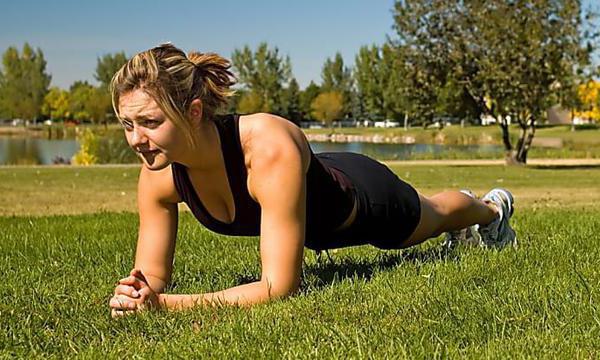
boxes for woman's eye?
[121,121,133,131]
[144,120,160,128]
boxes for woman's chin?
[139,152,171,171]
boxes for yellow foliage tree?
[310,91,343,127]
[237,91,268,114]
[71,129,99,165]
[574,80,600,122]
[42,87,71,120]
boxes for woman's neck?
[175,120,223,172]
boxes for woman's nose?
[130,126,148,148]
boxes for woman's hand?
[109,269,161,318]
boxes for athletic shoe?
[442,189,483,250]
[478,188,517,248]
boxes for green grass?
[1,166,599,358]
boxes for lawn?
[1,165,599,358]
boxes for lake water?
[0,137,79,165]
[0,136,503,165]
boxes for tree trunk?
[499,120,513,163]
[516,118,536,164]
[404,113,409,131]
[499,119,527,166]
[514,124,526,159]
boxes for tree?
[95,52,128,88]
[69,81,110,124]
[280,78,302,124]
[231,43,292,114]
[0,43,51,121]
[321,53,354,118]
[354,43,426,128]
[95,52,127,125]
[311,91,344,128]
[42,87,71,120]
[237,90,265,114]
[574,80,600,122]
[299,81,321,121]
[392,0,598,164]
[354,45,385,119]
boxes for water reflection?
[310,142,502,160]
[0,136,503,165]
[0,137,79,165]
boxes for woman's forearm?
[158,280,292,310]
[144,273,168,294]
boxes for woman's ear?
[189,99,203,123]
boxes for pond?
[0,137,79,165]
[0,136,503,165]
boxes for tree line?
[0,0,598,164]
[0,47,127,126]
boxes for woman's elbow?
[263,277,300,299]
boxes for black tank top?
[171,114,355,240]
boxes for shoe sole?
[486,188,517,248]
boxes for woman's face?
[118,89,189,171]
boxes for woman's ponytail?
[188,51,236,118]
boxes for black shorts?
[306,152,422,250]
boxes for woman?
[108,44,516,317]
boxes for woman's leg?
[403,191,497,248]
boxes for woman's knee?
[404,195,445,247]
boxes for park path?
[384,158,600,167]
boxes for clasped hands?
[109,269,161,318]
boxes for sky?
[0,0,396,89]
[1,0,598,90]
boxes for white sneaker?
[479,188,517,248]
[443,190,483,250]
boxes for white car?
[374,119,400,128]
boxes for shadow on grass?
[301,246,460,290]
[167,246,462,292]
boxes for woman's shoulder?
[138,164,181,204]
[238,113,309,156]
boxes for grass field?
[1,165,599,358]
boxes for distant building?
[481,105,595,125]
[547,105,594,125]
[547,105,571,125]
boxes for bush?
[71,129,99,165]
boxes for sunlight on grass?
[0,165,599,357]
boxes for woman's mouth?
[140,149,160,155]
[138,149,161,164]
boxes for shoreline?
[2,158,600,169]
[306,133,421,144]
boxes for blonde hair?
[110,43,236,146]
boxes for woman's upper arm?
[248,117,310,297]
[134,165,180,293]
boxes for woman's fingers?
[109,294,138,310]
[110,270,156,319]
[130,268,149,283]
[118,275,146,289]
[114,284,140,298]
[111,308,136,318]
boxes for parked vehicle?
[374,119,400,128]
